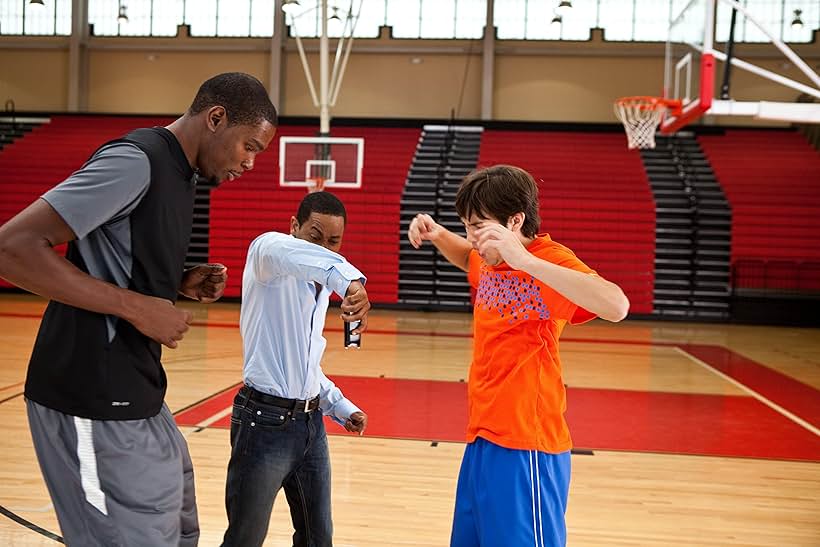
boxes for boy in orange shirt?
[408,164,630,547]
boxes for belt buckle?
[304,398,310,413]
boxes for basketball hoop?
[614,96,682,149]
[307,177,327,193]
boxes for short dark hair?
[455,165,541,238]
[296,191,347,225]
[188,72,278,127]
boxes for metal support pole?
[319,0,330,136]
[720,7,737,100]
[481,0,494,120]
[269,0,284,111]
[67,0,89,111]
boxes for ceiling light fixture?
[791,9,803,30]
[282,0,301,15]
[556,0,572,17]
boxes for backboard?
[661,0,820,134]
[279,136,364,189]
[663,0,715,133]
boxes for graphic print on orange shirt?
[475,269,552,324]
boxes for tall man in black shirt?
[0,72,277,546]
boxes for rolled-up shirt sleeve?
[41,143,150,240]
[252,233,365,297]
[318,370,361,426]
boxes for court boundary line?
[0,392,24,405]
[0,381,25,392]
[172,382,242,416]
[673,346,820,437]
[0,312,672,346]
[0,505,63,543]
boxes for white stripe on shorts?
[73,417,108,516]
[529,451,537,547]
[534,451,544,547]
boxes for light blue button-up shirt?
[240,232,365,424]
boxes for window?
[87,0,276,37]
[0,0,72,35]
[286,0,487,39]
[3,0,816,42]
[715,0,818,43]
[491,0,818,43]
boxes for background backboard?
[279,136,364,189]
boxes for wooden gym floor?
[1,293,818,546]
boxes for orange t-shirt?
[466,234,596,453]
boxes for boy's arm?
[475,224,630,322]
[407,213,472,273]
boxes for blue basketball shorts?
[450,437,571,547]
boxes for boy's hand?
[408,214,444,248]
[475,225,530,270]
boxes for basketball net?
[307,177,327,193]
[614,96,679,150]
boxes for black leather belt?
[240,385,320,413]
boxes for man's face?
[462,212,505,266]
[290,212,345,253]
[199,107,276,185]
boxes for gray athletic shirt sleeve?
[42,143,151,240]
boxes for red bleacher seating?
[0,115,173,288]
[478,131,656,314]
[0,117,418,302]
[698,130,820,290]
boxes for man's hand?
[128,296,194,349]
[344,411,368,436]
[341,280,370,334]
[407,213,444,249]
[178,263,228,303]
[475,224,531,270]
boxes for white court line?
[194,406,233,429]
[673,346,820,438]
[7,503,53,513]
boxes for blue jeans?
[221,388,333,547]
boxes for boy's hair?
[455,165,541,238]
[296,191,347,225]
[188,72,278,127]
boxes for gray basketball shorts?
[26,399,199,547]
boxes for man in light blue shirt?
[221,191,370,547]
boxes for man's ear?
[290,216,299,235]
[206,106,227,132]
